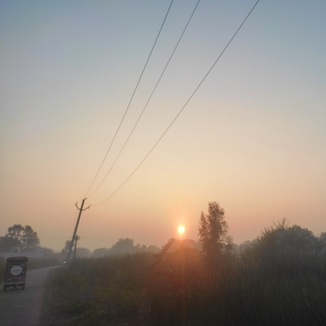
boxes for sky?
[1,0,325,252]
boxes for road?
[0,266,57,326]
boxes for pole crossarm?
[65,198,90,269]
[75,202,90,211]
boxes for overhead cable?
[83,0,175,198]
[92,0,261,206]
[87,0,201,198]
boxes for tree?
[22,225,40,251]
[243,220,323,274]
[0,236,20,252]
[76,247,91,258]
[3,224,40,252]
[7,224,24,252]
[62,240,71,253]
[110,238,136,255]
[198,202,231,260]
[92,248,110,258]
[256,222,321,258]
[319,233,326,254]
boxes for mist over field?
[1,1,326,324]
[1,202,326,325]
[1,0,325,253]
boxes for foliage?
[320,232,326,253]
[40,211,326,326]
[90,239,160,258]
[0,236,19,252]
[41,253,154,326]
[110,238,136,255]
[1,224,40,252]
[62,240,71,253]
[76,247,91,258]
[198,202,232,263]
[242,219,324,275]
[60,240,91,259]
[92,247,111,258]
[41,240,326,326]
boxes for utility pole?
[65,198,90,269]
[73,235,80,260]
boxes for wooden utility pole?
[73,235,80,260]
[65,198,90,269]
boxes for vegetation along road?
[0,266,57,326]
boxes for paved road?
[0,266,57,326]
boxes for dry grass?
[41,248,326,326]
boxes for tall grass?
[41,248,326,326]
[41,253,154,325]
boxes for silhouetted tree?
[318,232,326,253]
[243,220,323,274]
[92,247,110,257]
[3,224,40,252]
[147,245,160,254]
[22,225,40,251]
[110,238,135,255]
[0,236,20,252]
[198,202,231,262]
[258,221,320,257]
[61,240,70,253]
[76,247,91,258]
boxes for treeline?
[41,202,326,326]
[0,224,40,253]
[0,224,60,280]
[0,223,161,264]
[61,238,161,260]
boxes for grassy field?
[40,246,326,326]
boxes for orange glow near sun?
[178,225,185,235]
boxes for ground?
[0,266,56,326]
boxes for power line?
[92,0,261,206]
[83,0,175,198]
[87,0,201,198]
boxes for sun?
[177,225,185,235]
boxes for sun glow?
[178,225,185,235]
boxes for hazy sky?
[1,0,325,252]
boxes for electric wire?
[83,0,175,198]
[87,0,201,198]
[92,0,261,206]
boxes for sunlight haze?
[1,0,325,252]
